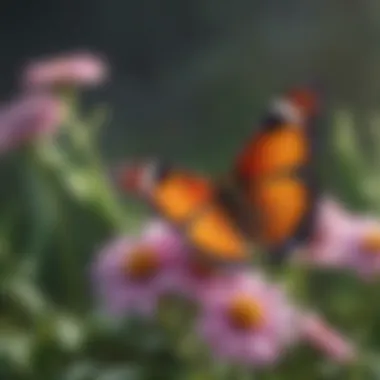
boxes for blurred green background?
[2,1,380,379]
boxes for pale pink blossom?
[0,94,62,153]
[196,271,299,366]
[300,312,356,363]
[292,198,355,269]
[22,51,108,90]
[338,217,380,280]
[301,197,356,267]
[140,218,186,252]
[295,197,380,280]
[195,269,357,366]
[91,222,186,317]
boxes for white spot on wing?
[271,98,303,125]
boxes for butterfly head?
[116,159,170,196]
[271,87,319,126]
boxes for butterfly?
[117,86,321,265]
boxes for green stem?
[158,297,222,380]
[61,95,128,232]
[228,366,255,380]
[0,202,21,280]
[24,148,82,309]
[34,141,127,233]
[21,152,56,272]
[282,260,310,305]
[346,357,366,380]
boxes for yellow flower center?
[123,246,160,280]
[227,293,265,330]
[360,230,380,254]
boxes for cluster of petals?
[0,94,63,153]
[297,197,380,280]
[92,219,356,366]
[21,51,108,90]
[0,50,108,154]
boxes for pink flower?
[21,51,108,90]
[300,313,356,363]
[173,258,229,302]
[339,217,380,280]
[91,223,186,317]
[140,219,186,252]
[0,94,63,153]
[295,197,357,267]
[196,271,299,366]
[141,219,231,302]
[295,197,380,280]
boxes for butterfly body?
[118,86,322,264]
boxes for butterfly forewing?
[232,87,321,258]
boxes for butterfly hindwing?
[232,87,321,260]
[185,201,250,264]
[119,160,251,264]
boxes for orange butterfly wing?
[233,89,320,255]
[151,172,211,224]
[185,203,250,262]
[235,126,309,179]
[149,170,250,263]
[236,126,312,244]
[250,176,310,245]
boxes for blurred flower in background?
[299,197,356,268]
[297,197,380,280]
[91,221,187,317]
[300,312,356,363]
[91,215,359,369]
[0,94,63,154]
[196,271,298,366]
[340,217,380,280]
[195,270,357,367]
[21,51,109,91]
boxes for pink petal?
[300,313,356,363]
[22,51,109,89]
[0,94,63,153]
